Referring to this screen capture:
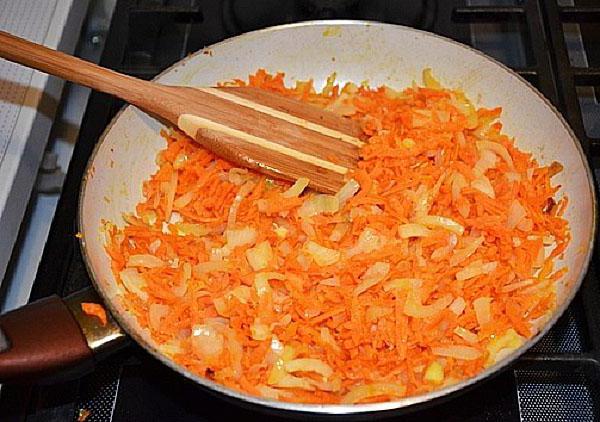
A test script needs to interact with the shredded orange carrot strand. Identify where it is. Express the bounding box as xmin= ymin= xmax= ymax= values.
xmin=81 ymin=303 xmax=108 ymax=327
xmin=105 ymin=69 xmax=570 ymax=404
